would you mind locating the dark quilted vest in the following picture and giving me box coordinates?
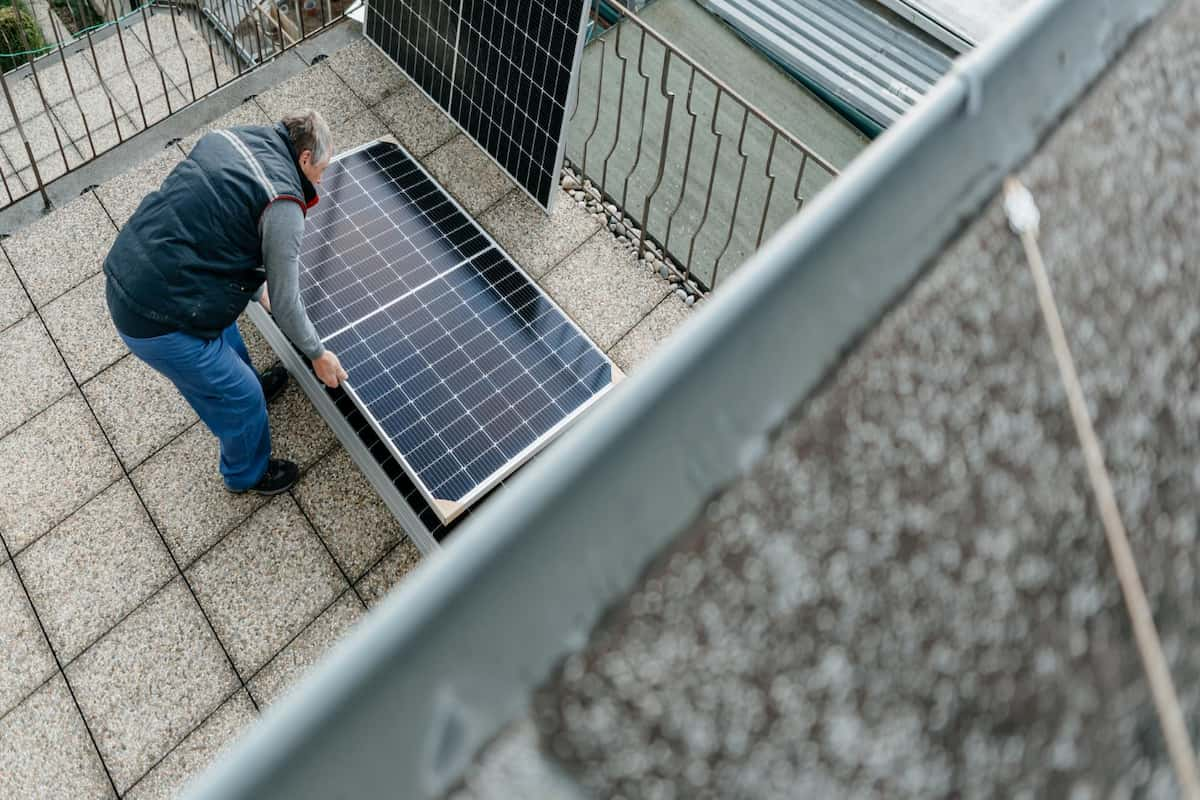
[104,122,317,339]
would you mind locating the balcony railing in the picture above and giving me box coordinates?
[567,0,839,293]
[0,0,837,298]
[0,0,352,210]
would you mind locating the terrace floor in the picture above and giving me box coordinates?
[0,30,694,799]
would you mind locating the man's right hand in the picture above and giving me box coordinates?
[313,351,348,388]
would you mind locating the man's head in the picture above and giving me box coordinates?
[281,109,333,185]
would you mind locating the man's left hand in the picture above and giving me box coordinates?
[259,284,272,313]
[313,350,348,389]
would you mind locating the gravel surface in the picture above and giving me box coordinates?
[529,3,1200,797]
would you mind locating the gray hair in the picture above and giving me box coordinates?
[281,109,333,165]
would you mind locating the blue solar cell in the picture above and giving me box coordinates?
[296,141,614,521]
[365,0,590,209]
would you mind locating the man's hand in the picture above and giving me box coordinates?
[259,283,271,313]
[313,351,348,389]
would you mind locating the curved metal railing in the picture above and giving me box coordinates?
[566,0,839,292]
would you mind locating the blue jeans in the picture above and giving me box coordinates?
[120,322,270,490]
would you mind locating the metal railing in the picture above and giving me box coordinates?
[182,2,1167,798]
[0,0,351,210]
[567,0,839,293]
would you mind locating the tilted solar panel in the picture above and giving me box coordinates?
[364,0,591,209]
[299,140,618,522]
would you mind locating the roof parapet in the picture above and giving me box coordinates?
[183,0,1169,797]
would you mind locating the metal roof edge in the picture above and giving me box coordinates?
[182,1,1169,797]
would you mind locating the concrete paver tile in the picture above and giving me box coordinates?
[2,191,116,307]
[51,85,127,146]
[0,393,123,555]
[67,578,239,793]
[356,538,423,608]
[93,71,152,131]
[237,314,276,373]
[324,39,408,107]
[81,30,152,81]
[4,74,60,123]
[329,109,390,156]
[294,447,403,581]
[84,353,197,469]
[17,479,174,661]
[186,495,347,675]
[1,111,67,163]
[255,63,367,127]
[70,119,127,161]
[123,690,256,800]
[120,85,189,136]
[248,591,364,708]
[179,100,271,155]
[22,53,100,112]
[131,423,267,568]
[268,383,337,469]
[0,561,57,718]
[127,11,198,54]
[424,134,515,216]
[0,675,114,800]
[126,57,186,107]
[608,294,692,374]
[0,256,31,332]
[480,188,602,279]
[40,272,127,383]
[94,146,182,228]
[374,82,458,158]
[0,315,73,439]
[540,234,670,349]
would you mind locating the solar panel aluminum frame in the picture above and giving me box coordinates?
[246,301,442,554]
[362,0,593,213]
[301,138,623,525]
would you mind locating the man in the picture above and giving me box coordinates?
[104,109,347,496]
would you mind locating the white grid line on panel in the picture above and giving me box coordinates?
[299,142,611,504]
[320,173,596,487]
[365,0,589,207]
[300,154,484,339]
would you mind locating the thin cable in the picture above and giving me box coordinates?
[1003,177,1200,800]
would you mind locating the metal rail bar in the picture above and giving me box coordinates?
[0,0,353,209]
[245,303,440,555]
[571,0,840,293]
[47,12,97,160]
[183,1,1166,798]
[603,0,835,176]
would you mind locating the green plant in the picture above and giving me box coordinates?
[0,5,45,72]
[49,0,102,36]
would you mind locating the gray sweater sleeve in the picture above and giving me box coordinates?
[259,200,325,361]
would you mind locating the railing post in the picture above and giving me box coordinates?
[754,131,778,249]
[83,19,126,149]
[166,2,199,102]
[12,3,73,177]
[105,0,150,130]
[140,5,176,115]
[639,49,674,260]
[47,8,97,159]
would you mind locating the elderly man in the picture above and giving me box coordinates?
[104,109,347,496]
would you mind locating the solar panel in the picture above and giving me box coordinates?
[299,139,618,522]
[364,0,591,210]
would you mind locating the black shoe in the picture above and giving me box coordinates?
[227,459,299,496]
[260,364,289,404]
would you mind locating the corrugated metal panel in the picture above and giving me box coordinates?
[698,0,954,128]
[877,0,1031,50]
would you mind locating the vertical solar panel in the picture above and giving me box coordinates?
[365,0,591,210]
[298,140,618,522]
